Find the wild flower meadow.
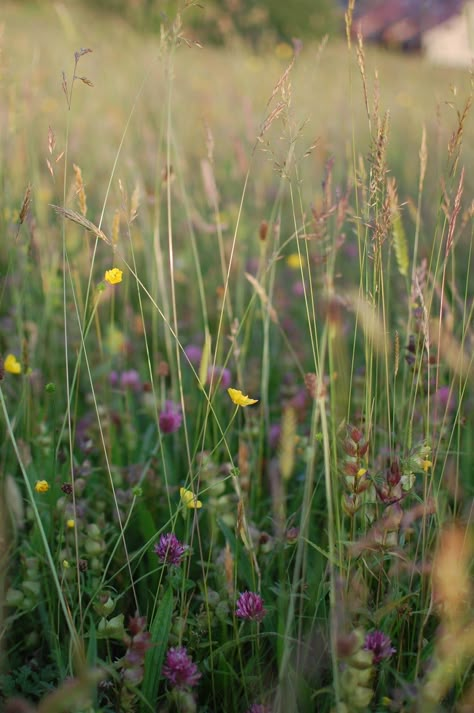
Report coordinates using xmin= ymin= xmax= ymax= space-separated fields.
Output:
xmin=0 ymin=2 xmax=473 ymax=712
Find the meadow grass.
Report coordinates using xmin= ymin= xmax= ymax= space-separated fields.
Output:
xmin=0 ymin=2 xmax=473 ymax=712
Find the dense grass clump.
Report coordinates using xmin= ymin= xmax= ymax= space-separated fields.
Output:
xmin=0 ymin=3 xmax=473 ymax=713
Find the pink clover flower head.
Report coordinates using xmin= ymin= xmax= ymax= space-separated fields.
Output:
xmin=364 ymin=630 xmax=396 ymax=664
xmin=433 ymin=386 xmax=456 ymax=419
xmin=207 ymin=365 xmax=231 ymax=390
xmin=235 ymin=591 xmax=266 ymax=622
xmin=162 ymin=646 xmax=201 ymax=689
xmin=154 ymin=532 xmax=187 ymax=566
xmin=120 ymin=369 xmax=141 ymax=392
xmin=159 ymin=400 xmax=182 ymax=434
xmin=292 ymin=280 xmax=305 ymax=297
xmin=184 ymin=344 xmax=202 ymax=365
xmin=269 ymin=423 xmax=281 ymax=449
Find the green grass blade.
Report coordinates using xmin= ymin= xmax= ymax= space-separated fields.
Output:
xmin=141 ymin=587 xmax=174 ymax=712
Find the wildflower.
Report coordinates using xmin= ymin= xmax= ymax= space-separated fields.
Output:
xmin=180 ymin=487 xmax=202 ymax=509
xmin=159 ymin=400 xmax=182 ymax=434
xmin=421 ymin=459 xmax=432 ymax=472
xmin=227 ymin=388 xmax=258 ymax=407
xmin=269 ymin=423 xmax=281 ymax=449
xmin=154 ymin=532 xmax=187 ymax=566
xmin=286 ymin=253 xmax=305 ymax=269
xmin=4 ymin=354 xmax=21 ymax=374
xmin=122 ymin=615 xmax=152 ymax=686
xmin=63 ymin=560 xmax=70 ymax=569
xmin=104 ymin=267 xmax=123 ymax=285
xmin=247 ymin=705 xmax=272 ymax=713
xmin=434 ymin=386 xmax=456 ymax=416
xmin=364 ymin=630 xmax=396 ymax=664
xmin=34 ymin=480 xmax=50 ymax=493
xmin=66 ymin=519 xmax=75 ymax=529
xmin=162 ymin=646 xmax=201 ymax=689
xmin=235 ymin=591 xmax=266 ymax=622
xmin=120 ymin=369 xmax=141 ymax=392
xmin=184 ymin=344 xmax=202 ymax=365
xmin=207 ymin=365 xmax=231 ymax=390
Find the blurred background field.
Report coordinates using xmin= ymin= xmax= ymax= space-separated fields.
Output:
xmin=2 ymin=1 xmax=473 ymax=251
xmin=1 ymin=1 xmax=474 ymax=712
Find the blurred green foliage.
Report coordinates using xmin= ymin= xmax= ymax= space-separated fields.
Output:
xmin=79 ymin=0 xmax=338 ymax=43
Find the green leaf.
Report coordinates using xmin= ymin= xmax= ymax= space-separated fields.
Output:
xmin=140 ymin=587 xmax=174 ymax=712
xmin=393 ymin=212 xmax=409 ymax=277
xmin=86 ymin=618 xmax=97 ymax=667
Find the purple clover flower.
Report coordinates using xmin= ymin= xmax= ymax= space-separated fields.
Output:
xmin=159 ymin=400 xmax=182 ymax=434
xmin=154 ymin=532 xmax=186 ymax=566
xmin=364 ymin=630 xmax=396 ymax=664
xmin=162 ymin=646 xmax=201 ymax=689
xmin=184 ymin=344 xmax=202 ymax=365
xmin=207 ymin=365 xmax=231 ymax=390
xmin=235 ymin=591 xmax=267 ymax=622
xmin=120 ymin=370 xmax=142 ymax=392
xmin=269 ymin=423 xmax=281 ymax=449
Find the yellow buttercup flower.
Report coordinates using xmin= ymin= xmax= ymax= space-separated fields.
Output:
xmin=66 ymin=519 xmax=75 ymax=529
xmin=422 ymin=459 xmax=432 ymax=472
xmin=227 ymin=388 xmax=258 ymax=408
xmin=286 ymin=253 xmax=305 ymax=270
xmin=34 ymin=480 xmax=50 ymax=493
xmin=4 ymin=354 xmax=21 ymax=374
xmin=104 ymin=267 xmax=123 ymax=285
xmin=180 ymin=487 xmax=202 ymax=509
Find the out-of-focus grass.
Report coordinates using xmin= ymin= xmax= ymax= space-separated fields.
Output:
xmin=2 ymin=1 xmax=472 ymax=216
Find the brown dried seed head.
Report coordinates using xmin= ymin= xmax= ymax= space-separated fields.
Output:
xmin=48 ymin=125 xmax=56 ymax=155
xmin=73 ymin=164 xmax=87 ymax=216
xmin=259 ymin=220 xmax=268 ymax=241
xmin=18 ymin=184 xmax=32 ymax=225
xmin=78 ymin=76 xmax=94 ymax=87
xmin=50 ymin=205 xmax=111 ymax=244
xmin=75 ymin=47 xmax=93 ymax=62
xmin=157 ymin=361 xmax=169 ymax=377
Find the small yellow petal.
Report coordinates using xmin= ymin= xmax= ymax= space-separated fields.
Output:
xmin=286 ymin=253 xmax=305 ymax=270
xmin=66 ymin=519 xmax=75 ymax=529
xmin=180 ymin=487 xmax=202 ymax=509
xmin=422 ymin=459 xmax=432 ymax=472
xmin=4 ymin=354 xmax=22 ymax=374
xmin=357 ymin=468 xmax=367 ymax=477
xmin=104 ymin=267 xmax=123 ymax=285
xmin=34 ymin=480 xmax=50 ymax=493
xmin=227 ymin=387 xmax=259 ymax=408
